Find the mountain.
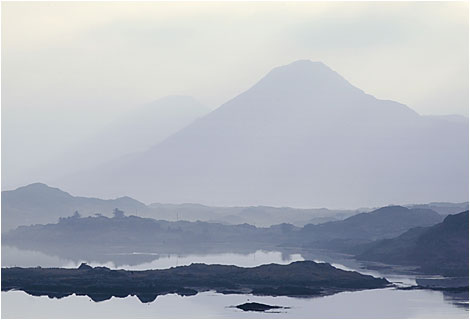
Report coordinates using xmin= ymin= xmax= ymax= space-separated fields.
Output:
xmin=58 ymin=60 xmax=469 ymax=208
xmin=294 ymin=206 xmax=444 ymax=251
xmin=1 ymin=183 xmax=357 ymax=231
xmin=1 ymin=183 xmax=149 ymax=231
xmin=356 ymin=211 xmax=469 ymax=276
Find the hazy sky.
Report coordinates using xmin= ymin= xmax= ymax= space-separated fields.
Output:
xmin=2 ymin=1 xmax=469 ymax=189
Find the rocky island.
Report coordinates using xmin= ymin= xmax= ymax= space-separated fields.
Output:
xmin=2 ymin=261 xmax=390 ymax=303
xmin=235 ymin=302 xmax=286 ymax=312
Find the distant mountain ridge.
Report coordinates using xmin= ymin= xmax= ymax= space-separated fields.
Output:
xmin=356 ymin=211 xmax=469 ymax=276
xmin=293 ymin=205 xmax=444 ymax=251
xmin=3 ymin=183 xmax=465 ymax=232
xmin=3 ymin=203 xmax=447 ymax=268
xmin=1 ymin=183 xmax=149 ymax=231
xmin=57 ymin=60 xmax=469 ymax=208
xmin=406 ymin=202 xmax=469 ymax=216
xmin=1 ymin=183 xmax=360 ymax=231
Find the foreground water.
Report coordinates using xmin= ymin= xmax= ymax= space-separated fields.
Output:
xmin=3 ymin=288 xmax=467 ymax=318
xmin=2 ymin=246 xmax=468 ymax=318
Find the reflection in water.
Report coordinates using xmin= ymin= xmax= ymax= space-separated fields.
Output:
xmin=2 ymin=288 xmax=468 ymax=319
xmin=1 ymin=246 xmax=78 ymax=268
xmin=2 ymin=245 xmax=468 ymax=318
xmin=1 ymin=246 xmax=303 ymax=270
xmin=108 ymin=251 xmax=304 ymax=270
xmin=301 ymin=248 xmax=422 ymax=285
xmin=441 ymin=290 xmax=470 ymax=310
xmin=2 ymin=243 xmax=300 ymax=267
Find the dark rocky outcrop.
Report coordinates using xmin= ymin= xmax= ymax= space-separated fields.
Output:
xmin=235 ymin=302 xmax=285 ymax=312
xmin=2 ymin=261 xmax=390 ymax=303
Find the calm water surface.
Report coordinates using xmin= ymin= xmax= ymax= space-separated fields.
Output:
xmin=3 ymin=288 xmax=468 ymax=319
xmin=1 ymin=245 xmax=303 ymax=269
xmin=2 ymin=246 xmax=468 ymax=318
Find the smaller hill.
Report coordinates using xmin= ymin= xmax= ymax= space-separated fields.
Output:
xmin=356 ymin=211 xmax=469 ymax=276
xmin=1 ymin=183 xmax=149 ymax=231
xmin=296 ymin=206 xmax=443 ymax=251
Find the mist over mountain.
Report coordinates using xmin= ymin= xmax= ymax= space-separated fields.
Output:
xmin=4 ymin=96 xmax=209 ymax=189
xmin=147 ymin=202 xmax=357 ymax=226
xmin=1 ymin=183 xmax=149 ymax=231
xmin=57 ymin=60 xmax=469 ymax=208
xmin=71 ymin=95 xmax=209 ymax=166
xmin=406 ymin=202 xmax=469 ymax=216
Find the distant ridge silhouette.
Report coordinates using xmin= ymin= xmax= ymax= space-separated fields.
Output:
xmin=356 ymin=211 xmax=469 ymax=276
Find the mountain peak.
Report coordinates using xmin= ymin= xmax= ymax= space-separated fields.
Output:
xmin=252 ymin=60 xmax=362 ymax=97
xmin=13 ymin=183 xmax=68 ymax=195
xmin=280 ymin=59 xmax=330 ymax=70
xmin=268 ymin=59 xmax=335 ymax=78
xmin=3 ymin=183 xmax=73 ymax=203
xmin=16 ymin=182 xmax=50 ymax=190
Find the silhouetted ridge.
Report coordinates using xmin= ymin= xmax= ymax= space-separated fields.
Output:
xmin=356 ymin=211 xmax=469 ymax=276
xmin=292 ymin=205 xmax=443 ymax=253
xmin=441 ymin=209 xmax=469 ymax=227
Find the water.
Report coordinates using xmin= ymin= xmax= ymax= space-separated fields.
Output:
xmin=1 ymin=245 xmax=304 ymax=270
xmin=3 ymin=288 xmax=468 ymax=318
xmin=2 ymin=246 xmax=468 ymax=318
